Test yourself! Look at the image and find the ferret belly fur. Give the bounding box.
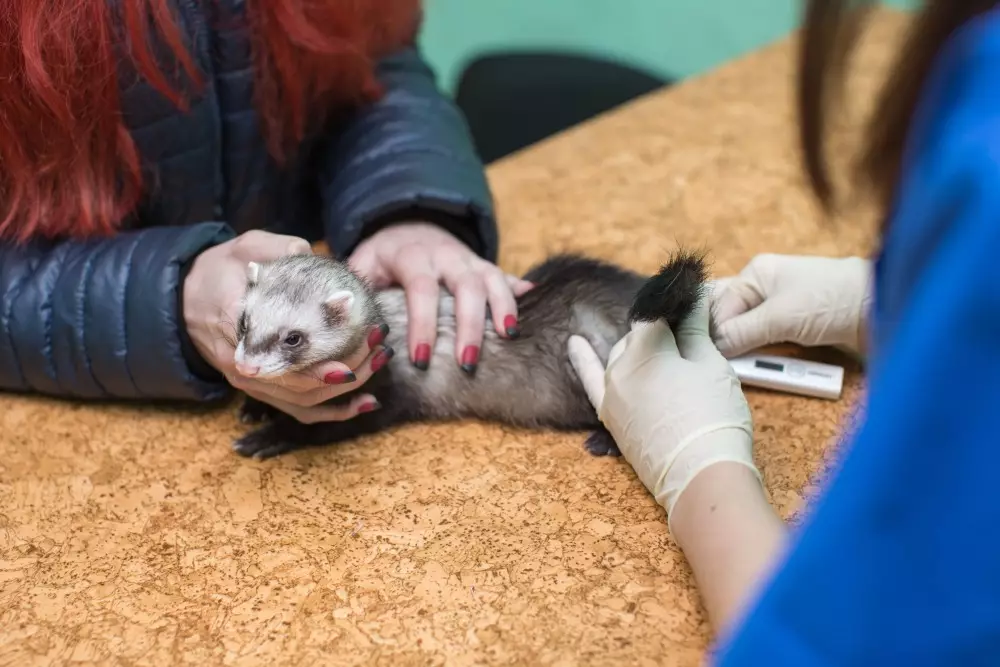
[233,252,710,460]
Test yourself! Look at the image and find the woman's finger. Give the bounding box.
[346,241,391,289]
[482,267,521,338]
[239,323,390,396]
[300,343,394,407]
[505,274,536,297]
[270,392,381,425]
[234,345,378,406]
[234,335,370,395]
[303,323,388,387]
[442,268,488,375]
[393,245,440,370]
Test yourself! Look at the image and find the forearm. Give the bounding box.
[669,463,788,640]
[0,224,234,401]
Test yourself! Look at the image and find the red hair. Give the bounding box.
[0,0,421,243]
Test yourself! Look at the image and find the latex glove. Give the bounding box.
[183,230,386,422]
[568,291,759,522]
[348,222,534,374]
[711,253,873,358]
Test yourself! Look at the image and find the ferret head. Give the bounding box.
[232,255,374,379]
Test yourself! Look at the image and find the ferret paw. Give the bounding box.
[232,426,301,460]
[238,397,274,425]
[584,430,621,457]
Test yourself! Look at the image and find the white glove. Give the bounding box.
[711,253,873,358]
[568,291,759,523]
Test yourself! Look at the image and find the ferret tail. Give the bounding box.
[628,248,710,329]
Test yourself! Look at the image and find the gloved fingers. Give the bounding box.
[711,304,775,358]
[626,319,680,360]
[605,333,630,369]
[707,277,735,295]
[567,335,607,411]
[677,294,727,363]
[712,275,765,325]
[675,290,713,337]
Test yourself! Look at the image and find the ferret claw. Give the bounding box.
[232,428,299,460]
[584,430,621,457]
[238,398,273,425]
[239,411,264,425]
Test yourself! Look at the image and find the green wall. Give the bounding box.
[419,0,917,95]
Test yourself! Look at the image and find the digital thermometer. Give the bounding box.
[728,354,845,400]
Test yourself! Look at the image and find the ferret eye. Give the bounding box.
[284,332,303,347]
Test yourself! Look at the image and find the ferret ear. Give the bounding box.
[324,290,355,322]
[246,261,260,285]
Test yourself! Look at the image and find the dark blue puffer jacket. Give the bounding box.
[0,1,496,405]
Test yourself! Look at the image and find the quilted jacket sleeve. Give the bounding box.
[0,222,236,402]
[319,46,499,262]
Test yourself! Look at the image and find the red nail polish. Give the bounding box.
[503,314,520,338]
[324,370,357,385]
[414,343,431,370]
[368,323,389,348]
[371,346,395,373]
[357,400,380,414]
[460,345,479,376]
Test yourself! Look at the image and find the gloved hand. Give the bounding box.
[711,253,873,358]
[568,291,759,522]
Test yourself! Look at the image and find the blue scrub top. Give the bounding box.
[715,9,1000,666]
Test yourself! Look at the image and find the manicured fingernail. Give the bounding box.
[503,315,520,339]
[414,343,431,370]
[324,370,356,385]
[371,346,395,373]
[357,400,380,414]
[460,345,479,376]
[368,323,389,348]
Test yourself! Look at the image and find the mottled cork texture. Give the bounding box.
[1,8,907,666]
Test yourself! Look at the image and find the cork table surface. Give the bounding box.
[2,7,907,666]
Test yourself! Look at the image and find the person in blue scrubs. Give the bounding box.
[568,1,1000,663]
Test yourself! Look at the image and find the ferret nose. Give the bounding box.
[234,362,260,377]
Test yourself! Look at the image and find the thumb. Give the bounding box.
[676,292,722,363]
[235,231,313,261]
[285,238,313,255]
[567,335,606,411]
[712,303,775,357]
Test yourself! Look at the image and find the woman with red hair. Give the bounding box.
[0,0,529,423]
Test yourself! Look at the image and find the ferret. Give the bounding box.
[230,251,710,460]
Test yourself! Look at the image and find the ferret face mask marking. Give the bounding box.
[233,260,360,378]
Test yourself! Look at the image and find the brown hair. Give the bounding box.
[797,0,999,219]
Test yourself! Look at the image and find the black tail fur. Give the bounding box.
[628,248,710,328]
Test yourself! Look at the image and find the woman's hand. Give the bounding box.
[348,222,534,374]
[567,291,759,520]
[183,230,386,423]
[711,253,873,358]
